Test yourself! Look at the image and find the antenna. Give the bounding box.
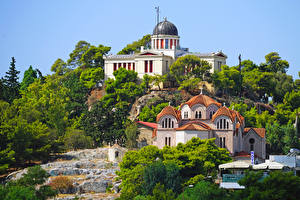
[155,6,160,26]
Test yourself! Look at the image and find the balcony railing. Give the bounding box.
[222,174,244,182]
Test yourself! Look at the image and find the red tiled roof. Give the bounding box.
[156,106,180,122]
[212,106,235,122]
[137,121,157,129]
[176,121,211,131]
[244,128,266,138]
[235,151,260,158]
[182,94,221,109]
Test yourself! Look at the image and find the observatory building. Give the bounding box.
[104,18,227,80]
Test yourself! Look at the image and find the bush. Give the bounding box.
[49,176,74,194]
[63,129,93,150]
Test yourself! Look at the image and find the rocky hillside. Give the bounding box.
[6,147,126,200]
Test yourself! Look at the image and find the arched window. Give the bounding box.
[220,119,223,129]
[226,121,229,129]
[168,118,171,128]
[199,112,202,119]
[171,121,174,128]
[165,118,168,128]
[209,111,213,119]
[217,122,219,129]
[249,138,255,151]
[162,120,164,128]
[184,111,188,119]
[195,111,198,119]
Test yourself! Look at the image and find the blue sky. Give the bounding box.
[0,0,299,80]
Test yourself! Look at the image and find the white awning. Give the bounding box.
[252,161,285,170]
[219,161,250,169]
[220,182,245,189]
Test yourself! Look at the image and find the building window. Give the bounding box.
[128,63,131,70]
[170,39,173,49]
[133,63,135,71]
[165,39,169,49]
[219,137,226,148]
[162,120,164,128]
[195,111,202,119]
[149,60,153,73]
[161,39,164,49]
[144,61,148,73]
[249,138,255,151]
[184,111,188,119]
[118,63,121,69]
[165,137,171,146]
[113,63,117,71]
[165,118,167,128]
[171,121,174,128]
[217,121,219,129]
[174,39,176,49]
[168,118,171,128]
[156,39,159,49]
[123,63,126,68]
[166,61,168,71]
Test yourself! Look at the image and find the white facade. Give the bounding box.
[103,19,227,81]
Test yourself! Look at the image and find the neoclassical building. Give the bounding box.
[104,18,227,80]
[151,93,266,159]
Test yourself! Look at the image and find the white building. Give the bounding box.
[104,18,227,81]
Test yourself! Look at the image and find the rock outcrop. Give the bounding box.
[6,147,127,200]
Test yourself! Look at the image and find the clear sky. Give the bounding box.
[0,0,299,80]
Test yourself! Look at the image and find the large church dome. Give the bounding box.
[153,18,178,36]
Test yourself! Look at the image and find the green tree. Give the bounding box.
[212,65,241,96]
[125,122,140,149]
[51,58,69,76]
[1,165,57,200]
[139,102,169,123]
[63,128,93,150]
[118,34,151,54]
[143,161,182,196]
[81,100,127,146]
[3,57,20,103]
[150,74,167,91]
[177,180,229,200]
[234,171,300,200]
[20,66,37,91]
[266,122,299,154]
[118,138,231,199]
[170,55,211,84]
[178,77,201,93]
[264,52,289,73]
[79,67,104,88]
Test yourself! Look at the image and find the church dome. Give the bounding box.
[153,18,178,36]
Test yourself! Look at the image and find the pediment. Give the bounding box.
[138,51,159,56]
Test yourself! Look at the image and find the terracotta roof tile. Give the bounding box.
[182,94,221,109]
[156,106,180,122]
[137,121,158,129]
[212,106,235,122]
[176,121,211,131]
[244,128,266,138]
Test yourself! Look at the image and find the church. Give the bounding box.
[152,93,266,159]
[104,18,227,80]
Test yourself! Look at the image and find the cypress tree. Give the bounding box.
[3,57,20,103]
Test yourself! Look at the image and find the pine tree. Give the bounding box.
[3,57,20,103]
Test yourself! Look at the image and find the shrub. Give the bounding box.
[49,176,74,194]
[63,128,93,150]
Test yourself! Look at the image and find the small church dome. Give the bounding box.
[153,18,178,36]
